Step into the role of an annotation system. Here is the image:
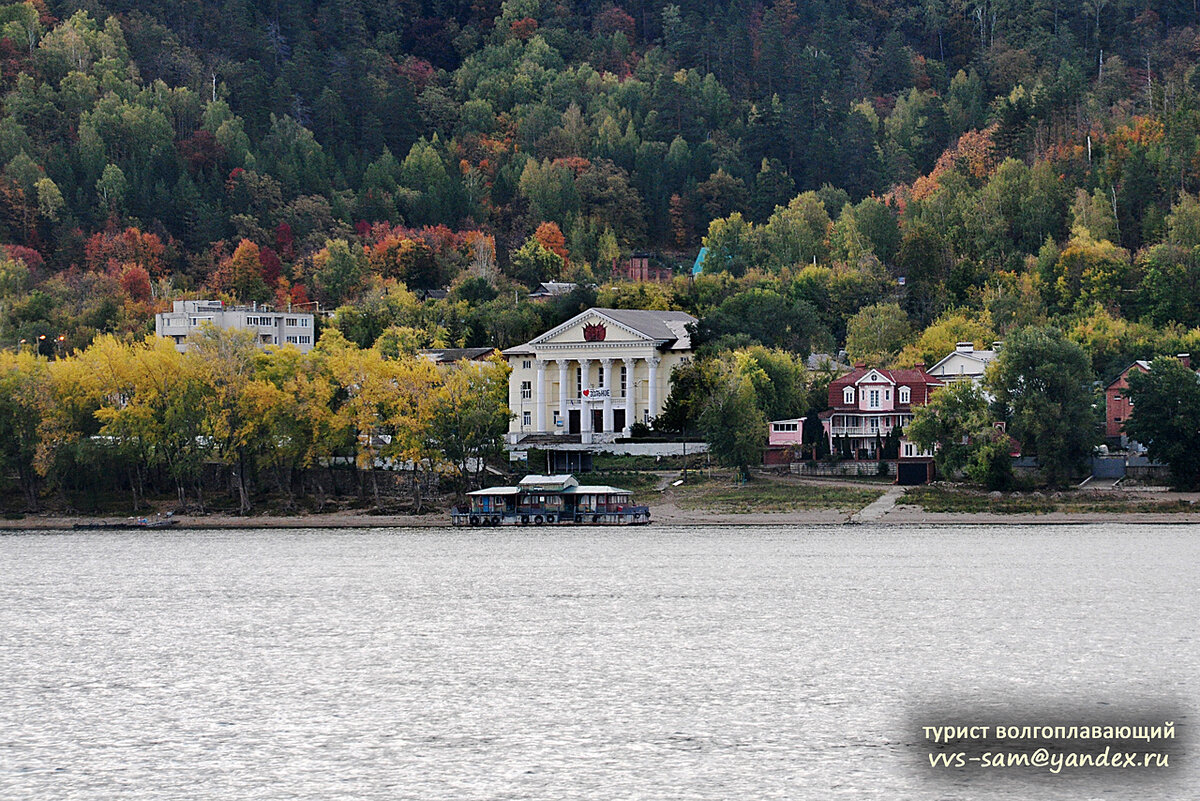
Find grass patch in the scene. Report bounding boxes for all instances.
[592,453,699,472]
[902,485,1198,514]
[670,477,883,513]
[590,471,662,494]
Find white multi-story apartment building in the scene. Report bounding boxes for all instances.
[503,307,697,444]
[155,300,315,353]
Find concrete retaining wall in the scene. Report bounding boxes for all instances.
[790,461,896,477]
[512,441,708,458]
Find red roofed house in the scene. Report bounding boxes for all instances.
[819,363,944,459]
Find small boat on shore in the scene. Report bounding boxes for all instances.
[451,474,650,527]
[72,517,180,531]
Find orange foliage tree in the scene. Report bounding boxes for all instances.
[84,227,167,276]
[118,263,152,303]
[533,221,569,261]
[210,239,269,302]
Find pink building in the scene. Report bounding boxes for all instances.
[819,364,943,458]
[768,418,806,446]
[765,418,806,465]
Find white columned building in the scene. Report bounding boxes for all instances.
[534,359,547,432]
[503,308,697,444]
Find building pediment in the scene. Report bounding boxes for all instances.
[534,314,649,346]
[854,369,894,386]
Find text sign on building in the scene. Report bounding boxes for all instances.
[582,387,611,398]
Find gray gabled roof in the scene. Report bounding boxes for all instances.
[596,308,697,344]
[418,347,496,364]
[929,348,999,374]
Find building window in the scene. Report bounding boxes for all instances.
[898,386,911,404]
[299,335,311,344]
[843,387,855,404]
[576,367,583,397]
[520,380,532,400]
[286,335,299,344]
[553,411,561,427]
[285,317,298,326]
[299,318,310,327]
[904,443,914,457]
[522,360,531,369]
[868,389,880,408]
[620,365,627,396]
[522,411,531,427]
[885,389,891,400]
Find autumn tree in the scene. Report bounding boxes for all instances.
[210,239,270,303]
[533,221,568,262]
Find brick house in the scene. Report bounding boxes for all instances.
[1104,354,1191,447]
[819,364,943,458]
[612,253,673,283]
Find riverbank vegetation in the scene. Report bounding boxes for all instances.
[0,328,510,514]
[900,485,1197,515]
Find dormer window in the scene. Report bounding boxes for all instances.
[843,387,855,404]
[899,386,911,404]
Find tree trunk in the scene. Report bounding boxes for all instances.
[235,455,250,515]
[19,466,38,512]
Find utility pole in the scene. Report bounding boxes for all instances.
[682,421,687,483]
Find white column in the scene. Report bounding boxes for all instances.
[600,358,614,433]
[647,356,660,426]
[534,359,546,433]
[580,358,593,433]
[623,357,636,433]
[557,359,569,435]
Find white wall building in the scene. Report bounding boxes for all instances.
[927,341,1001,384]
[155,300,315,353]
[503,307,696,444]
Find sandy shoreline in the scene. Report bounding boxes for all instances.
[5,503,1200,530]
[5,475,1199,530]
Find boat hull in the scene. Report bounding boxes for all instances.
[450,509,650,527]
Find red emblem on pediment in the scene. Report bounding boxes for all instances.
[583,322,607,341]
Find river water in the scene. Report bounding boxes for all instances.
[0,524,1195,800]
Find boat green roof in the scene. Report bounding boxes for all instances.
[518,474,579,492]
